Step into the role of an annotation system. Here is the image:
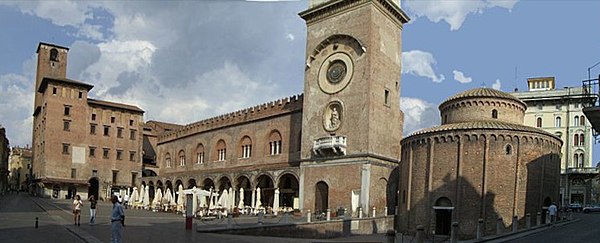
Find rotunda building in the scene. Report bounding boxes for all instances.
[397,88,562,239]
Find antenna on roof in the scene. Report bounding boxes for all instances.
[514,66,518,92]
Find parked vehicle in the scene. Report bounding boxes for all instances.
[583,205,600,213]
[569,203,583,212]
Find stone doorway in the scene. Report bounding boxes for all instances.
[315,181,329,213]
[88,177,99,200]
[434,197,453,236]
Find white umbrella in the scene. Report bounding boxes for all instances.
[273,188,280,215]
[238,188,244,209]
[170,188,177,208]
[143,185,150,209]
[153,188,163,211]
[229,187,235,211]
[255,187,262,210]
[209,189,218,209]
[191,186,198,215]
[130,187,139,206]
[162,188,172,211]
[219,189,229,208]
[199,192,207,208]
[138,184,145,203]
[177,184,184,212]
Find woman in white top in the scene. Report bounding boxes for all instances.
[72,195,83,226]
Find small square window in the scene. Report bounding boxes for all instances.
[89,147,96,157]
[130,130,136,140]
[91,114,96,121]
[71,168,76,179]
[129,119,134,126]
[129,151,136,161]
[78,91,83,99]
[117,128,123,138]
[117,150,123,160]
[103,148,110,159]
[64,106,70,116]
[90,124,96,135]
[62,143,70,154]
[111,117,115,123]
[104,126,110,136]
[384,89,390,106]
[63,121,70,131]
[52,87,57,95]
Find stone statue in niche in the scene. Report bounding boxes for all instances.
[324,102,342,131]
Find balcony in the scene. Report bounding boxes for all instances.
[312,136,347,157]
[562,167,599,175]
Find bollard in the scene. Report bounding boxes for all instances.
[227,214,233,229]
[476,218,484,240]
[344,208,349,220]
[451,221,459,243]
[512,215,518,233]
[526,213,531,229]
[386,229,396,243]
[416,225,424,243]
[536,212,541,226]
[384,206,388,216]
[395,232,403,243]
[326,209,331,221]
[258,211,264,225]
[496,217,503,235]
[35,217,38,229]
[358,207,363,219]
[307,210,312,223]
[373,207,376,218]
[545,211,550,224]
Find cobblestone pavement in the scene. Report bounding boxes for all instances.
[1,193,391,243]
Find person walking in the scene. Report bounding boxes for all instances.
[72,195,83,226]
[549,202,558,225]
[111,195,125,243]
[123,193,129,209]
[89,195,97,225]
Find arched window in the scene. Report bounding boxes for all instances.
[165,153,171,168]
[195,144,205,164]
[536,117,542,128]
[579,153,584,168]
[216,140,226,161]
[574,134,579,146]
[269,130,283,155]
[580,134,584,145]
[178,150,185,166]
[574,116,580,126]
[580,116,585,126]
[555,117,561,127]
[505,144,512,155]
[50,48,58,62]
[574,154,579,167]
[240,136,252,158]
[492,109,498,119]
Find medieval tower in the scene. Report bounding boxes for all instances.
[298,0,409,214]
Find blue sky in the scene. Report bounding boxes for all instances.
[1,0,599,163]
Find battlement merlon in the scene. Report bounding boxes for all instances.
[157,94,304,143]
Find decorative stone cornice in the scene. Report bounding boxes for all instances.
[299,0,410,28]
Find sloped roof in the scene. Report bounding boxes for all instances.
[440,88,526,108]
[87,98,144,113]
[38,77,94,92]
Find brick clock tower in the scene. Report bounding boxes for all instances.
[299,0,409,215]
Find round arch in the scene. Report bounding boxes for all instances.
[277,173,299,209]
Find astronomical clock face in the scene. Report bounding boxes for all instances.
[318,52,354,94]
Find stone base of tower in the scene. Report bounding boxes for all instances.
[300,157,398,217]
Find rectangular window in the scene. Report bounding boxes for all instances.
[116,150,123,160]
[104,126,110,136]
[89,147,96,157]
[130,130,136,140]
[129,119,134,126]
[91,114,96,121]
[129,151,136,161]
[71,168,76,179]
[117,127,123,138]
[78,91,83,99]
[131,173,137,187]
[52,87,57,95]
[62,143,70,154]
[197,152,204,164]
[64,106,70,116]
[103,148,109,159]
[90,124,96,135]
[111,117,115,123]
[63,120,70,131]
[112,171,118,184]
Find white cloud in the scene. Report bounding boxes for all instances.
[403,0,518,30]
[492,79,502,90]
[0,73,34,147]
[401,97,440,136]
[402,50,445,82]
[453,70,472,83]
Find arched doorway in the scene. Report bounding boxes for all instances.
[434,197,453,235]
[278,173,299,209]
[88,178,99,200]
[187,178,197,189]
[236,176,251,207]
[165,180,173,192]
[315,181,329,213]
[202,178,215,191]
[387,167,400,215]
[67,184,77,199]
[256,174,274,207]
[218,176,232,192]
